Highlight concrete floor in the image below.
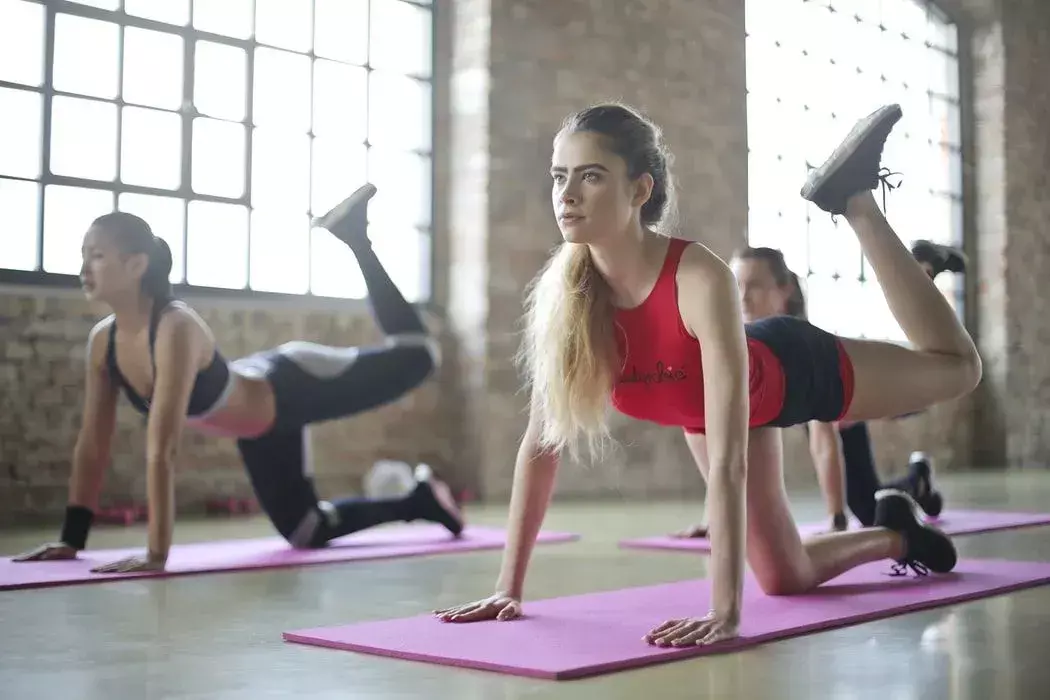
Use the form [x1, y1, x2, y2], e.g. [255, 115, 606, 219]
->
[2, 472, 1050, 699]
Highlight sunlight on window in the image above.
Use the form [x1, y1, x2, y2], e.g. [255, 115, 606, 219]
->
[368, 148, 432, 229]
[369, 72, 432, 152]
[194, 41, 247, 122]
[255, 0, 312, 53]
[371, 0, 433, 78]
[50, 96, 118, 181]
[0, 0, 45, 87]
[121, 106, 182, 190]
[118, 193, 187, 283]
[192, 118, 245, 198]
[186, 201, 249, 289]
[43, 185, 114, 275]
[310, 225, 366, 299]
[745, 0, 962, 341]
[6, 0, 434, 301]
[123, 27, 184, 110]
[0, 88, 42, 179]
[373, 225, 430, 303]
[253, 47, 312, 132]
[251, 127, 311, 212]
[193, 0, 252, 39]
[311, 138, 368, 218]
[314, 0, 368, 66]
[250, 209, 310, 294]
[0, 179, 39, 271]
[53, 14, 119, 99]
[313, 60, 368, 142]
[125, 0, 190, 26]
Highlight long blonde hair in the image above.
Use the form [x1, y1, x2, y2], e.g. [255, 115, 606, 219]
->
[518, 103, 676, 459]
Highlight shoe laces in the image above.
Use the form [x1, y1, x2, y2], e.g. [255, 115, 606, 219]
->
[887, 559, 929, 578]
[829, 166, 903, 224]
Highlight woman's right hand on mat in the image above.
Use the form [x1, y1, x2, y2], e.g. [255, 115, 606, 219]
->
[433, 592, 523, 623]
[11, 542, 77, 562]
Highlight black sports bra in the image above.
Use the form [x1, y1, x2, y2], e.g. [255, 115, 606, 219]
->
[105, 300, 232, 418]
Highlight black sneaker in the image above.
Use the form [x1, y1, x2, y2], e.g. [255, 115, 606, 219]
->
[312, 183, 377, 248]
[409, 464, 464, 537]
[905, 451, 945, 518]
[874, 488, 957, 576]
[911, 240, 967, 279]
[801, 104, 903, 216]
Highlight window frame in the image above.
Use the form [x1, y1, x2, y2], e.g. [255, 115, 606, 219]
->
[743, 0, 965, 341]
[0, 0, 437, 306]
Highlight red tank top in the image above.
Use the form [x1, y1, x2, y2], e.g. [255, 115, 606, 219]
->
[610, 238, 786, 433]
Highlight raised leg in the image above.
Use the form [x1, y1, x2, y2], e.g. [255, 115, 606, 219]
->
[801, 105, 981, 422]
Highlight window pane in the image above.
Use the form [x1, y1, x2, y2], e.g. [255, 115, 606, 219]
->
[195, 40, 247, 121]
[125, 0, 190, 26]
[370, 0, 432, 78]
[42, 185, 114, 274]
[313, 60, 367, 141]
[123, 27, 183, 110]
[253, 47, 311, 131]
[66, 0, 119, 8]
[0, 88, 42, 178]
[192, 118, 245, 198]
[368, 72, 431, 152]
[311, 137, 367, 216]
[927, 11, 957, 53]
[193, 0, 252, 39]
[0, 0, 45, 86]
[255, 0, 312, 53]
[250, 209, 310, 293]
[310, 225, 364, 298]
[251, 128, 310, 211]
[50, 96, 117, 181]
[121, 107, 182, 190]
[368, 149, 431, 228]
[314, 0, 368, 65]
[186, 201, 248, 288]
[118, 193, 186, 283]
[53, 14, 119, 99]
[0, 179, 40, 271]
[372, 225, 428, 303]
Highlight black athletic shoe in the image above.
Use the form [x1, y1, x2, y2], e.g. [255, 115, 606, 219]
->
[911, 240, 967, 279]
[312, 183, 377, 248]
[409, 464, 464, 537]
[832, 511, 849, 532]
[905, 451, 945, 518]
[874, 488, 957, 576]
[801, 104, 903, 216]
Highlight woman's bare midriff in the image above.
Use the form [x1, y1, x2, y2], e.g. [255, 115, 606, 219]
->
[189, 371, 278, 439]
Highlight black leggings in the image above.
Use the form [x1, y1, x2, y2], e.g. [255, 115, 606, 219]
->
[235, 240, 439, 547]
[838, 421, 913, 526]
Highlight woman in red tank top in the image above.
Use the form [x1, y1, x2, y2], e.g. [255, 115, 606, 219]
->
[435, 103, 981, 648]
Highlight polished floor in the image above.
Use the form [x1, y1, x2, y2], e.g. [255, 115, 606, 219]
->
[3, 472, 1050, 699]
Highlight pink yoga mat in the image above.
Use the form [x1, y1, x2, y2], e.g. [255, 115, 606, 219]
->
[284, 558, 1050, 680]
[619, 509, 1050, 553]
[0, 525, 578, 591]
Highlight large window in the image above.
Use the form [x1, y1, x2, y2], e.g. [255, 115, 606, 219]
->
[745, 0, 962, 341]
[0, 0, 434, 301]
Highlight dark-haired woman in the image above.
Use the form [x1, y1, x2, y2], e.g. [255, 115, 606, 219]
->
[12, 184, 463, 573]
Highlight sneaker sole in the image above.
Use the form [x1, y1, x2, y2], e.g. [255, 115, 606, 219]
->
[312, 183, 377, 230]
[874, 487, 925, 523]
[800, 104, 902, 202]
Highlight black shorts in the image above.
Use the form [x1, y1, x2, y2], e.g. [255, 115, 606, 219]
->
[745, 315, 854, 428]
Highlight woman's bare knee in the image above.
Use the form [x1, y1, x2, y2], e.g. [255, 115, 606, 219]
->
[753, 568, 810, 596]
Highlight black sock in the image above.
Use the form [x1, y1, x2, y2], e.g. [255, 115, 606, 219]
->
[349, 240, 426, 336]
[323, 494, 416, 540]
